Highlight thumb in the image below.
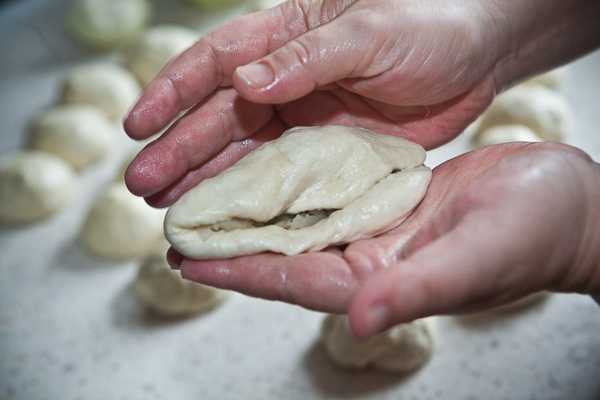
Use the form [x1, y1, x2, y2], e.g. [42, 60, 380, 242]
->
[347, 213, 547, 338]
[233, 18, 371, 104]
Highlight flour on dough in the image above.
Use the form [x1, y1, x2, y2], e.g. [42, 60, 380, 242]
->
[165, 125, 431, 260]
[321, 315, 435, 373]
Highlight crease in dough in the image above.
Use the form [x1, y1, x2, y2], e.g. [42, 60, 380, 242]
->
[165, 125, 431, 259]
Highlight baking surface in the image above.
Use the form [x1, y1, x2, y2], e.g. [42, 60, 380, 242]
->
[1, 1, 600, 399]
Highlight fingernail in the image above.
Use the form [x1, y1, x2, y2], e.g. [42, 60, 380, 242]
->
[364, 303, 391, 335]
[236, 63, 275, 89]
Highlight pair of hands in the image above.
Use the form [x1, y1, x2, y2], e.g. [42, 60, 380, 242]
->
[123, 0, 600, 337]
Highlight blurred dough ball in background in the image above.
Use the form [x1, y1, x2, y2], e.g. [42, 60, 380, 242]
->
[27, 105, 113, 170]
[523, 68, 567, 91]
[134, 245, 228, 317]
[0, 152, 75, 224]
[60, 63, 141, 120]
[477, 85, 572, 142]
[321, 315, 435, 373]
[67, 0, 151, 50]
[472, 124, 541, 148]
[80, 182, 164, 260]
[125, 25, 199, 86]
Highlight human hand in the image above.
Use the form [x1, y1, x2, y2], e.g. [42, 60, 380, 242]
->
[123, 0, 504, 207]
[173, 142, 600, 337]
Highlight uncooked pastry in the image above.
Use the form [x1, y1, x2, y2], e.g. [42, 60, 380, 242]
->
[472, 124, 541, 148]
[523, 68, 567, 91]
[478, 85, 571, 142]
[61, 63, 141, 120]
[0, 151, 75, 224]
[321, 315, 435, 373]
[134, 244, 228, 317]
[125, 26, 198, 86]
[67, 0, 151, 49]
[81, 183, 165, 260]
[165, 125, 432, 260]
[28, 105, 113, 170]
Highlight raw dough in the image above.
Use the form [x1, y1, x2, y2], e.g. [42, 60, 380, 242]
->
[67, 0, 151, 50]
[165, 125, 431, 259]
[61, 63, 141, 120]
[478, 85, 571, 142]
[0, 151, 75, 224]
[81, 183, 165, 260]
[27, 105, 113, 170]
[471, 124, 541, 148]
[321, 315, 435, 373]
[134, 245, 228, 317]
[125, 26, 198, 86]
[523, 68, 567, 91]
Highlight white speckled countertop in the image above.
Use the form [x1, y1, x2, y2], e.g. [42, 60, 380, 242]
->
[1, 1, 600, 399]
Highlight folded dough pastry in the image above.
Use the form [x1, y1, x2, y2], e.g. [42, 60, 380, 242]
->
[165, 125, 431, 259]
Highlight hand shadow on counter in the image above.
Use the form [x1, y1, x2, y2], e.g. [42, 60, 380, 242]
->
[301, 342, 414, 398]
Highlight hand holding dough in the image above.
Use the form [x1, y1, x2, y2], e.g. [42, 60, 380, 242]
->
[61, 63, 141, 120]
[27, 105, 113, 170]
[321, 315, 435, 373]
[81, 183, 164, 260]
[165, 125, 431, 260]
[134, 246, 228, 317]
[0, 152, 75, 224]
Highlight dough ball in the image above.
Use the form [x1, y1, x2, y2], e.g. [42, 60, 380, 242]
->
[0, 151, 75, 224]
[67, 0, 151, 50]
[81, 183, 164, 260]
[251, 0, 285, 10]
[321, 315, 435, 373]
[134, 247, 227, 317]
[479, 85, 571, 142]
[523, 68, 567, 91]
[27, 105, 113, 170]
[61, 63, 141, 120]
[125, 26, 198, 86]
[471, 124, 541, 148]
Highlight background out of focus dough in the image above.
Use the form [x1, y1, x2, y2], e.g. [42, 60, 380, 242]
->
[67, 0, 151, 50]
[60, 63, 141, 120]
[134, 246, 228, 317]
[0, 151, 75, 224]
[27, 105, 113, 170]
[125, 25, 198, 86]
[472, 124, 541, 148]
[321, 315, 435, 373]
[80, 183, 164, 260]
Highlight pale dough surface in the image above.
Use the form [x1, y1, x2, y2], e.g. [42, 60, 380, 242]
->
[165, 125, 431, 259]
[60, 63, 141, 120]
[321, 315, 435, 373]
[472, 124, 541, 148]
[134, 245, 228, 317]
[81, 183, 165, 260]
[0, 151, 75, 223]
[125, 25, 199, 85]
[478, 85, 572, 142]
[523, 68, 567, 91]
[67, 0, 150, 49]
[27, 104, 113, 170]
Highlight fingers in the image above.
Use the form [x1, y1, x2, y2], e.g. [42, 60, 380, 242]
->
[124, 1, 351, 139]
[145, 119, 286, 208]
[348, 212, 536, 338]
[180, 251, 358, 313]
[125, 89, 273, 198]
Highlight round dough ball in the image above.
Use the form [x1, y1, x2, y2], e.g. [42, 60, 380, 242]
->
[125, 26, 198, 86]
[321, 315, 435, 373]
[27, 105, 113, 170]
[134, 248, 227, 317]
[472, 124, 541, 148]
[523, 68, 567, 91]
[0, 152, 75, 224]
[81, 183, 165, 260]
[61, 63, 141, 120]
[67, 0, 151, 50]
[479, 85, 571, 142]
